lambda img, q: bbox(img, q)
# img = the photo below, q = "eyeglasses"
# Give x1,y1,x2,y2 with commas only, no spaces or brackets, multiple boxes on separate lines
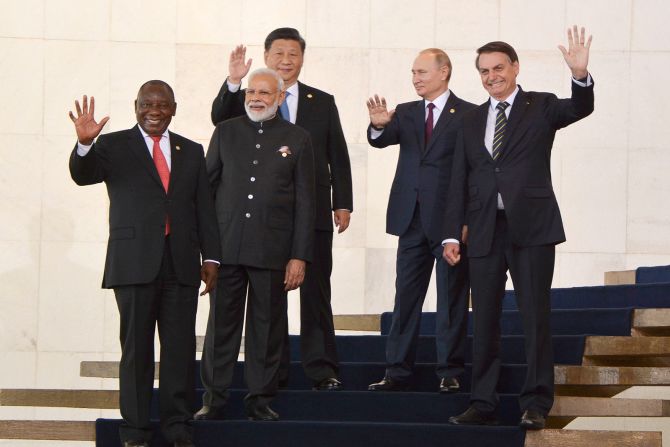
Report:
245,89,278,99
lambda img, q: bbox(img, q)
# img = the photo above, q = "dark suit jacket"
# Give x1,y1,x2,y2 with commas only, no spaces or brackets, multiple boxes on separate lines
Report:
69,125,221,288
206,115,315,271
367,92,476,247
211,80,352,232
445,81,595,257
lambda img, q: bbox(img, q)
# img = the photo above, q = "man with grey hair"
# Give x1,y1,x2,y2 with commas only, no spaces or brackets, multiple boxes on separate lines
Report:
197,68,316,421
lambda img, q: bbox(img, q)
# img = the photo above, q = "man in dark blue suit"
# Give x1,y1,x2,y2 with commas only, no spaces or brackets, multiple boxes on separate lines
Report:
366,49,475,393
444,26,594,429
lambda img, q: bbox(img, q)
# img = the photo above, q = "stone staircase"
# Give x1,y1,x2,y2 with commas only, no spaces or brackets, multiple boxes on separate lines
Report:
1,269,669,446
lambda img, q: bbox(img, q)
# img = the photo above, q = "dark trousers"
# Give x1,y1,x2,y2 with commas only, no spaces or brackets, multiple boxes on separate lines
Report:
469,211,555,415
200,265,287,409
386,205,470,382
280,230,339,383
114,238,198,443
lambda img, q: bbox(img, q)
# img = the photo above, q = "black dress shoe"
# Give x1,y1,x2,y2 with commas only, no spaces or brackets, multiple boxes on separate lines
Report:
122,441,149,447
448,406,499,426
519,409,546,430
194,405,225,421
368,376,410,391
439,377,460,394
313,377,342,390
246,405,279,421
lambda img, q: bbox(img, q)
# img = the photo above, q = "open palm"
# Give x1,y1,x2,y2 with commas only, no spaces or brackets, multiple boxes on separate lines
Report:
68,95,109,145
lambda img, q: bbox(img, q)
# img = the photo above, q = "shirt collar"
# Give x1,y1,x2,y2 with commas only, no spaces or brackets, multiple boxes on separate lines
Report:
425,89,450,111
138,126,169,140
489,85,520,111
285,82,299,98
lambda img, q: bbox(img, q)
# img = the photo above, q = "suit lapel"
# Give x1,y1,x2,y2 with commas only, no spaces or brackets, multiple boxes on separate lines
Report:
424,93,458,155
294,81,313,127
128,125,165,190
474,103,490,160
414,101,426,152
167,131,181,195
497,87,530,163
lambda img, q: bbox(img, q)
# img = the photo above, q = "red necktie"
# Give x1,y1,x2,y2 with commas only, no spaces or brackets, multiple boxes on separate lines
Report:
151,135,170,235
425,102,435,147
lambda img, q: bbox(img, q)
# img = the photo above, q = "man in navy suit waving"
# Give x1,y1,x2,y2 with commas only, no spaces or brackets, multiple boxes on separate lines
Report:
444,26,594,430
366,49,474,394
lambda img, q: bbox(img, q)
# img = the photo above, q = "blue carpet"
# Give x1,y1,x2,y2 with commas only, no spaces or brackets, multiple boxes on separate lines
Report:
149,390,523,425
196,361,530,393
501,282,670,310
381,308,632,337
96,419,526,447
289,334,584,365
636,265,670,284
97,272,670,446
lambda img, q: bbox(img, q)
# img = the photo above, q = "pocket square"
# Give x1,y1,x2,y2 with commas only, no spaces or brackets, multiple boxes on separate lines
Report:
277,146,292,157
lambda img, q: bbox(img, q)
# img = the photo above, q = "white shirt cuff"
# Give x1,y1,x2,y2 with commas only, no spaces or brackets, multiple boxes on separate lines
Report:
76,141,93,156
442,238,460,246
226,78,241,93
572,73,593,87
369,127,384,139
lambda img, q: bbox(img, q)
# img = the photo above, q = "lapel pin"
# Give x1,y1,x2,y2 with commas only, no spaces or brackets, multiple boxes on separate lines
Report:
282,152,287,157
307,93,313,99
175,145,181,151
449,108,455,114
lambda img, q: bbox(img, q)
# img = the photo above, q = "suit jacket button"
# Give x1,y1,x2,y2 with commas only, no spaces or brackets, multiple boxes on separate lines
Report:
253,160,258,165
494,167,501,173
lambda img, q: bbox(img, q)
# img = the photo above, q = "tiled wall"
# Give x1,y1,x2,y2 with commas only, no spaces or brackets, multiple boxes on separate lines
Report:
2,0,670,391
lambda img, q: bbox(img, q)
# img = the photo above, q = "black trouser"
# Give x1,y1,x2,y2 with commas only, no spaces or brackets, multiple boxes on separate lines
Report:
469,211,555,415
115,237,198,443
200,265,287,409
280,230,339,384
386,205,470,382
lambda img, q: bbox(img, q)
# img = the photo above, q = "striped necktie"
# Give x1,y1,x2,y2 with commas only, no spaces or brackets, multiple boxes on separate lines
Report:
492,101,509,161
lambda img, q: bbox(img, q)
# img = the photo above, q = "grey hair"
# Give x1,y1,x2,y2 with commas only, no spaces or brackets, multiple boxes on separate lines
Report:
248,68,285,91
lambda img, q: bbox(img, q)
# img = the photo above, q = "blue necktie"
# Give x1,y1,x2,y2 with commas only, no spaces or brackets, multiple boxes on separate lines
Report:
279,91,290,122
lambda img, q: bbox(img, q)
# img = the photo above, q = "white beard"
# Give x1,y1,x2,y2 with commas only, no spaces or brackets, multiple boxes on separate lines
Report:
245,101,279,122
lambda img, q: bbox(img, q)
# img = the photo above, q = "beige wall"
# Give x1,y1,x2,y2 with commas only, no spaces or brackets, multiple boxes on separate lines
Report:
2,0,670,413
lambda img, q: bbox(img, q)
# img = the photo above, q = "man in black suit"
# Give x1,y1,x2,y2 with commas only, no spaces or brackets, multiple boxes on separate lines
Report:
366,49,474,393
444,26,594,430
209,27,353,391
196,68,315,421
68,81,221,447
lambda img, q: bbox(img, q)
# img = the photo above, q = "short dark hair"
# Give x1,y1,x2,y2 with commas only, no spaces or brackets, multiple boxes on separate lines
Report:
264,27,306,53
475,41,518,69
138,80,175,103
